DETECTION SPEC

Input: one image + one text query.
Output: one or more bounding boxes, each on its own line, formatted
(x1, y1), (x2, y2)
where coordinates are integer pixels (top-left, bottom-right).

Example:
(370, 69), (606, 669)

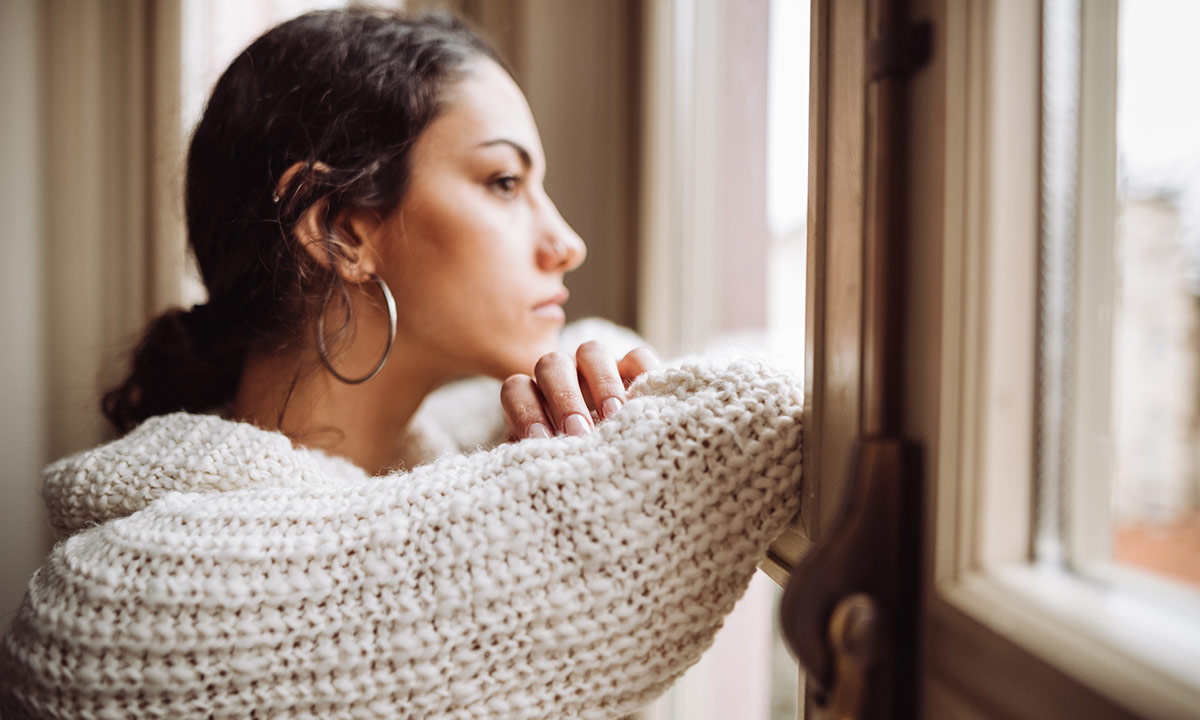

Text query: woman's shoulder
(42, 411), (367, 537)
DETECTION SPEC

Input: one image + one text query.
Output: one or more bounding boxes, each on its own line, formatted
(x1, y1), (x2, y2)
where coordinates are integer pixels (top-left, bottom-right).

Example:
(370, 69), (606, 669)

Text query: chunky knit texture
(1, 357), (803, 720)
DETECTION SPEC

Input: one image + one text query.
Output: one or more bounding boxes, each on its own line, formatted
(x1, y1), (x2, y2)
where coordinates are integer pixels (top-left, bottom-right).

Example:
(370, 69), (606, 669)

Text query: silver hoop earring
(315, 273), (397, 385)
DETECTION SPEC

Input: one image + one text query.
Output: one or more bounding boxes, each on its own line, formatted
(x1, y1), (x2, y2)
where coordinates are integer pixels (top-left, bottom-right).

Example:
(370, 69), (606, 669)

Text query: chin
(533, 327), (564, 358)
(474, 350), (536, 380)
(473, 325), (563, 379)
(509, 336), (562, 377)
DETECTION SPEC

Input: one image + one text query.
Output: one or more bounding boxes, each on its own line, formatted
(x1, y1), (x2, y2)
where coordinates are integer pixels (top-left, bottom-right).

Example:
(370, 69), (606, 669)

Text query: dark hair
(103, 9), (501, 434)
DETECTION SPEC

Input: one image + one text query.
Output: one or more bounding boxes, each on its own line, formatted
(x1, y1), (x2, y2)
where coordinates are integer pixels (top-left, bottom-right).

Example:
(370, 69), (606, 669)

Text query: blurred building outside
(1109, 0), (1200, 589)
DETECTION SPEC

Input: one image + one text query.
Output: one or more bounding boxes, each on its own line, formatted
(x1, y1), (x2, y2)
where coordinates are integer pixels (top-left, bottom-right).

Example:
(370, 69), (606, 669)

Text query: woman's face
(376, 58), (586, 381)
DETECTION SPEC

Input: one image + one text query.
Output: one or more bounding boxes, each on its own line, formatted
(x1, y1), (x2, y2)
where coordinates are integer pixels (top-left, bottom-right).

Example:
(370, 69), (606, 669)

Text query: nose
(537, 196), (586, 273)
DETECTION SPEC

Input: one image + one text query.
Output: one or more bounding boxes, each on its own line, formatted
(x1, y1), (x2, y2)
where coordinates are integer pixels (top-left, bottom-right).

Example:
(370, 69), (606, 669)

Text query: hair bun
(102, 305), (241, 434)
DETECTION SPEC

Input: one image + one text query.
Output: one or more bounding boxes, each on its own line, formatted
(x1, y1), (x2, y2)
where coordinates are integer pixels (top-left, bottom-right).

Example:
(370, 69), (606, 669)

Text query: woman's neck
(232, 346), (443, 476)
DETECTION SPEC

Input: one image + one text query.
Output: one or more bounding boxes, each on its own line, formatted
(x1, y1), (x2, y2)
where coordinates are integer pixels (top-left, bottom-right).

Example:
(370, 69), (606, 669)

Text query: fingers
(501, 374), (553, 440)
(534, 352), (593, 437)
(500, 357), (593, 441)
(575, 341), (626, 421)
(501, 344), (661, 441)
(617, 347), (660, 388)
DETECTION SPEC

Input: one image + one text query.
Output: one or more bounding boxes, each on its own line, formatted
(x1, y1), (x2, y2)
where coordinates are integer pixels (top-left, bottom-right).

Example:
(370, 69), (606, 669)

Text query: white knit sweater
(1, 357), (803, 720)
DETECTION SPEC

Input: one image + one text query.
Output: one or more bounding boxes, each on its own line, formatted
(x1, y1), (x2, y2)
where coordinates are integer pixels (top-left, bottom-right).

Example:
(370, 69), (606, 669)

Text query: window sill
(930, 563), (1200, 719)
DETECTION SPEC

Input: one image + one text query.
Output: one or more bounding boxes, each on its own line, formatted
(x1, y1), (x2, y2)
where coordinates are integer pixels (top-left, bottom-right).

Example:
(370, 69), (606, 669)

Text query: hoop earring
(315, 273), (397, 385)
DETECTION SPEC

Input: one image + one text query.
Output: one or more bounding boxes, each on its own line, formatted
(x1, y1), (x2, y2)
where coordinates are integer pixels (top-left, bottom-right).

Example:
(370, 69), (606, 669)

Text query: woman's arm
(2, 356), (802, 720)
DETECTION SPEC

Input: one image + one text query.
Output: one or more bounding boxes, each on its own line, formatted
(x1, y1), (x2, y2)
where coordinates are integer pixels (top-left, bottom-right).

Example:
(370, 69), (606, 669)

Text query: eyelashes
(488, 173), (523, 199)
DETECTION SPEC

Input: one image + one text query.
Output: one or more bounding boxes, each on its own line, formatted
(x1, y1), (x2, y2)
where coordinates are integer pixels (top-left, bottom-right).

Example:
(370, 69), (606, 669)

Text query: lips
(532, 288), (569, 320)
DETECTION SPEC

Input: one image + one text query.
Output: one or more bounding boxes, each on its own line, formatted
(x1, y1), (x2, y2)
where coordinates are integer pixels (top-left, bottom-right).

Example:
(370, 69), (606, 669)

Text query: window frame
(911, 0), (1200, 717)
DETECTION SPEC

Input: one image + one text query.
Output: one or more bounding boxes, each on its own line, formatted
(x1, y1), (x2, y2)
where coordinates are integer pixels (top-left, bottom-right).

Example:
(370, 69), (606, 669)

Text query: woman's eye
(489, 174), (522, 199)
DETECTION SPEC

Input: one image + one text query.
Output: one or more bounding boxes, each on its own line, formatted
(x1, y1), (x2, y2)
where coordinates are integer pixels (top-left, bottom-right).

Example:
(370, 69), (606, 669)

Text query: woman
(105, 8), (646, 470)
(0, 9), (804, 719)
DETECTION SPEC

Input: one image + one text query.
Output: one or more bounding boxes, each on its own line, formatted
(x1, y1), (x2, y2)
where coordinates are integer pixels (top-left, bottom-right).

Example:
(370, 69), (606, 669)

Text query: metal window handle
(779, 439), (920, 720)
(826, 594), (883, 720)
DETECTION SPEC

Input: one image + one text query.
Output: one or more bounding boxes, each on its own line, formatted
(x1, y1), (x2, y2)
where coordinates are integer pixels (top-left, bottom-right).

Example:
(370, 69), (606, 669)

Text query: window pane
(1038, 0), (1200, 592)
(1110, 0), (1200, 589)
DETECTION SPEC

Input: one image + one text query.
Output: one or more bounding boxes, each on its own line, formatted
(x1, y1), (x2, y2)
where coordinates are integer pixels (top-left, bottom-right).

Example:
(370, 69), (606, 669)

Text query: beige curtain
(41, 0), (185, 457)
(0, 0), (184, 612)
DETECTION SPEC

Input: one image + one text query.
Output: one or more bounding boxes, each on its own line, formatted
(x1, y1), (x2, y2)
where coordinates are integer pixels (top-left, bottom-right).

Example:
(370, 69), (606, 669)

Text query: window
(1105, 0), (1200, 590)
(908, 0), (1200, 716)
(636, 0), (809, 718)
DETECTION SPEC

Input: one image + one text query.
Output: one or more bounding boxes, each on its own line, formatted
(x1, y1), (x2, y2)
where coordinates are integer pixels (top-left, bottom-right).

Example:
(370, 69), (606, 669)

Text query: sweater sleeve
(1, 357), (803, 720)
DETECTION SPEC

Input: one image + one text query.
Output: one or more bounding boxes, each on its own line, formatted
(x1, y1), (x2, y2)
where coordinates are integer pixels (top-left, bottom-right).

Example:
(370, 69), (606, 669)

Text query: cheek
(389, 216), (475, 295)
(388, 199), (543, 347)
(398, 249), (512, 334)
(424, 218), (513, 284)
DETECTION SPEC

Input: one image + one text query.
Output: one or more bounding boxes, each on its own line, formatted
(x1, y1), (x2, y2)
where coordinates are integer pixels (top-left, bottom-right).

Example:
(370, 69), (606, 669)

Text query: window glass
(1037, 0), (1200, 593)
(1110, 0), (1200, 589)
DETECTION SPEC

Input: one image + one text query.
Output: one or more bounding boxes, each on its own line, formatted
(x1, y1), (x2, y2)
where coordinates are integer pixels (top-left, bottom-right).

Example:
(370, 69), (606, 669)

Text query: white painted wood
(975, 0), (1042, 569)
(1068, 0), (1119, 574)
(942, 569), (1200, 718)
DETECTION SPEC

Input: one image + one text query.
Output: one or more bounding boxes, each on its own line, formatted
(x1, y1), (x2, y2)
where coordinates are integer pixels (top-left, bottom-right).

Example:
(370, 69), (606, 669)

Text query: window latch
(779, 437), (922, 719)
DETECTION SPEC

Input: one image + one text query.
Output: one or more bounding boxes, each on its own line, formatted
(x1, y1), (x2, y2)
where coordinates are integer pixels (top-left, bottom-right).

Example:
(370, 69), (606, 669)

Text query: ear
(280, 161), (385, 283)
(294, 202), (385, 283)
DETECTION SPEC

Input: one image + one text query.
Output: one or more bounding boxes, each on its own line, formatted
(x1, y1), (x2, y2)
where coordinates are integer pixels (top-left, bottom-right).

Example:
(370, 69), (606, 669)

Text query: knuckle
(500, 374), (533, 396)
(500, 379), (539, 415)
(626, 347), (658, 366)
(534, 351), (570, 373)
(577, 340), (607, 358)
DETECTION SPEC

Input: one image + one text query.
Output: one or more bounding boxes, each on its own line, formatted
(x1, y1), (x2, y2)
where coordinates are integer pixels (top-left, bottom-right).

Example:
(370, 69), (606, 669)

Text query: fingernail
(601, 397), (622, 419)
(563, 413), (591, 436)
(526, 422), (551, 439)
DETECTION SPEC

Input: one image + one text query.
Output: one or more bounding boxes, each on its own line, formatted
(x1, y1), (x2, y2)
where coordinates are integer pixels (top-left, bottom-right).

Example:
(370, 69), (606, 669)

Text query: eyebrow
(477, 138), (533, 168)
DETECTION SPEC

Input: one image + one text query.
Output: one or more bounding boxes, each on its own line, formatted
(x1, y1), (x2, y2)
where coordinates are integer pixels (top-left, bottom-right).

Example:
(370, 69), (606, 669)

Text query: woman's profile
(0, 9), (804, 718)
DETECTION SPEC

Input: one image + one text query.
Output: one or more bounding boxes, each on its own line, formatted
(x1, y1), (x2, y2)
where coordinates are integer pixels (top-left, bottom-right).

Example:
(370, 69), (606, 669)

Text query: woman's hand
(501, 342), (659, 440)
